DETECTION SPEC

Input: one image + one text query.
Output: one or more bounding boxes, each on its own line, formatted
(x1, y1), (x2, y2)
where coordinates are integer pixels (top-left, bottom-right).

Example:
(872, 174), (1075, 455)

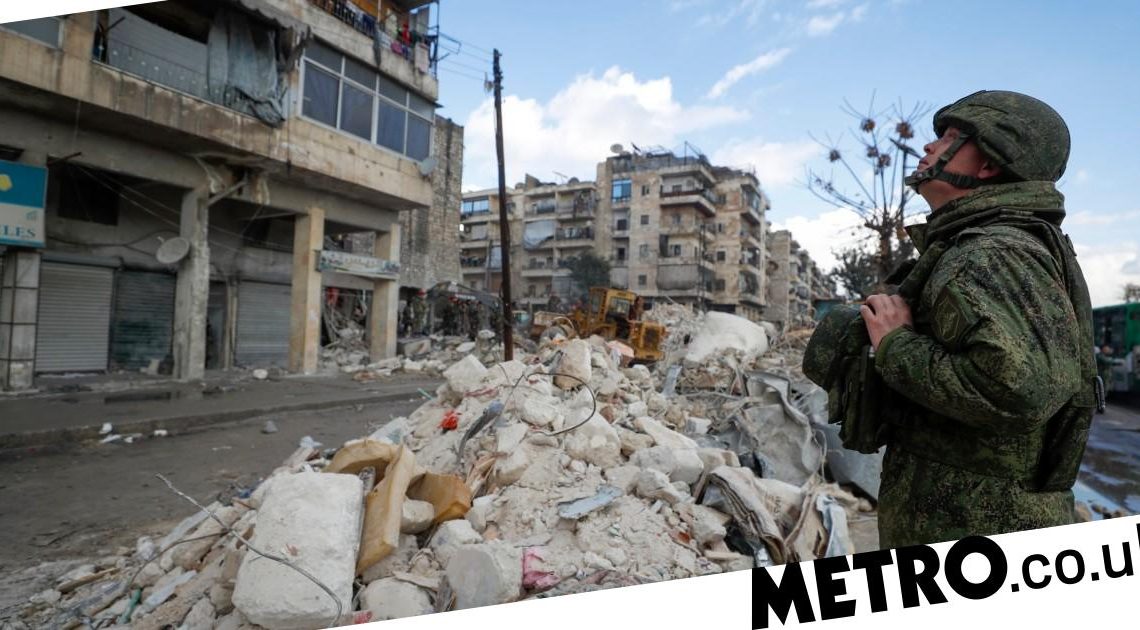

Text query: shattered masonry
(9, 306), (879, 629)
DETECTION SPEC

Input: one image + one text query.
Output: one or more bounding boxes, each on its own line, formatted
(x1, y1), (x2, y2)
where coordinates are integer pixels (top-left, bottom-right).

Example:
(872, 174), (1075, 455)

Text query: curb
(0, 388), (433, 453)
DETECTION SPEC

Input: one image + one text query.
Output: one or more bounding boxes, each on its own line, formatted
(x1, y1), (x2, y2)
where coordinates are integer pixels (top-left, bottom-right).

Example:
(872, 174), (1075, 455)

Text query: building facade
(456, 146), (842, 327)
(0, 0), (442, 391)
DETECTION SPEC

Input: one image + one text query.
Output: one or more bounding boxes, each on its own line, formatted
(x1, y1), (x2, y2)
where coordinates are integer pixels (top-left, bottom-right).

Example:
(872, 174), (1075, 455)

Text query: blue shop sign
(0, 160), (47, 248)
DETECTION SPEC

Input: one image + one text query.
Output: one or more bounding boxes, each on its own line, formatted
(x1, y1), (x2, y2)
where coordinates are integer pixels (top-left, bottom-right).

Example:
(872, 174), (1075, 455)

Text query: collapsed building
(0, 0), (452, 391)
(8, 307), (882, 629)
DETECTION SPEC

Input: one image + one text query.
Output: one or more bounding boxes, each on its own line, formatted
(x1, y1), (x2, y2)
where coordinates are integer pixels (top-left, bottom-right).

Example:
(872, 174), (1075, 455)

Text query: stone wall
(399, 117), (463, 290)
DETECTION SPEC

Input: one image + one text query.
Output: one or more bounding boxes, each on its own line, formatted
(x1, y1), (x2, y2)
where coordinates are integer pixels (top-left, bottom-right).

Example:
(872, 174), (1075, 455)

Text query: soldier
(411, 289), (428, 336)
(856, 91), (1098, 548)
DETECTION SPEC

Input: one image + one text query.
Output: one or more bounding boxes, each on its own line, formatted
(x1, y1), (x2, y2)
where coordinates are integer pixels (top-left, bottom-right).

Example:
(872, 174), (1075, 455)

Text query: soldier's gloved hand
(860, 294), (913, 351)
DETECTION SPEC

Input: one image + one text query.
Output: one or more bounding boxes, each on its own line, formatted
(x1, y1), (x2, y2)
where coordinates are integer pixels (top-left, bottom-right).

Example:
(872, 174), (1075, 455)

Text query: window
(302, 40), (434, 161)
(2, 17), (61, 47)
(641, 184), (650, 196)
(715, 279), (726, 291)
(717, 223), (724, 233)
(462, 198), (490, 215)
(638, 274), (647, 287)
(52, 165), (120, 226)
(672, 214), (681, 225)
(615, 219), (628, 231)
(616, 247), (626, 260)
(639, 244), (650, 258)
(671, 244), (682, 257)
(640, 214), (649, 226)
(612, 178), (632, 203)
(716, 250), (726, 262)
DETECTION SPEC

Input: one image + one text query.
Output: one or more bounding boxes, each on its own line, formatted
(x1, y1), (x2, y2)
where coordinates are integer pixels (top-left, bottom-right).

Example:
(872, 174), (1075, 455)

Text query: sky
(431, 0), (1140, 307)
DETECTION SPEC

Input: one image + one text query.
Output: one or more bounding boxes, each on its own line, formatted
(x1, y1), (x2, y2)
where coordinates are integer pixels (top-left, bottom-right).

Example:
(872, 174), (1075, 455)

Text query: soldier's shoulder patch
(932, 284), (979, 347)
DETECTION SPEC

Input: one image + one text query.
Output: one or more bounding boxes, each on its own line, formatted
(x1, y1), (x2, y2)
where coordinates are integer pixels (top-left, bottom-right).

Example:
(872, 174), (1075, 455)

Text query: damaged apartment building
(460, 145), (790, 323)
(0, 0), (454, 391)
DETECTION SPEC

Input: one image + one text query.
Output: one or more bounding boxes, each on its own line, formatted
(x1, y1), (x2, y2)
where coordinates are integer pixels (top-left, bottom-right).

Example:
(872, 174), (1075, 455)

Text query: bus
(1092, 302), (1140, 394)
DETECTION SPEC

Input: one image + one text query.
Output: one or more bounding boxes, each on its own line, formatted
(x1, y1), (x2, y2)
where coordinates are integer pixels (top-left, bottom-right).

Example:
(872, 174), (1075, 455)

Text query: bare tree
(1123, 283), (1140, 303)
(807, 95), (931, 288)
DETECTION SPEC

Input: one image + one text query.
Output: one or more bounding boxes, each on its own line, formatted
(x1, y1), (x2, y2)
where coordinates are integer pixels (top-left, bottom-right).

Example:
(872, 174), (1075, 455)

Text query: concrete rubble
(9, 306), (882, 629)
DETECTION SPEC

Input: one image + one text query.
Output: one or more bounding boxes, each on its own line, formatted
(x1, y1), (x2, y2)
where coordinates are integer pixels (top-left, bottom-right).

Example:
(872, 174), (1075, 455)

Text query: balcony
(660, 222), (710, 237)
(307, 0), (437, 77)
(554, 226), (594, 244)
(522, 261), (555, 277)
(612, 219), (630, 237)
(527, 200), (558, 216)
(610, 257), (629, 268)
(659, 187), (719, 217)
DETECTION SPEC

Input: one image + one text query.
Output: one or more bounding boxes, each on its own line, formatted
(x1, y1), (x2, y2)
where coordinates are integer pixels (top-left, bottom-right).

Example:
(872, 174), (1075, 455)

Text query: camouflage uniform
(872, 92), (1098, 548)
(876, 183), (1096, 547)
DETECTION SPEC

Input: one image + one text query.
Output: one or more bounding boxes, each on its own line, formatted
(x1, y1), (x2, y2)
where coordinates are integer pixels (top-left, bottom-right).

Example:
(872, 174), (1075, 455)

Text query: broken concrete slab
(630, 446), (704, 485)
(429, 520), (483, 566)
(443, 355), (489, 396)
(554, 340), (592, 390)
(563, 413), (621, 467)
(360, 578), (434, 621)
(231, 472), (362, 630)
(445, 542), (522, 610)
(634, 416), (699, 450)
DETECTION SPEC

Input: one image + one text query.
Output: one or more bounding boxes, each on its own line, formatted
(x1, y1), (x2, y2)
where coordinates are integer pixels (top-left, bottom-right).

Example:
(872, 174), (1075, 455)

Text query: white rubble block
(627, 400), (649, 418)
(634, 416), (699, 450)
(429, 519), (483, 566)
(630, 446), (704, 485)
(494, 449), (531, 486)
(182, 596), (216, 630)
(401, 500), (435, 535)
(554, 339), (592, 390)
(370, 357), (403, 371)
(232, 472), (363, 630)
(360, 578), (434, 621)
(685, 311), (769, 362)
(518, 395), (563, 428)
(466, 495), (497, 533)
(686, 417), (712, 434)
(616, 425), (655, 456)
(603, 465), (642, 494)
(635, 469), (689, 505)
(443, 355), (489, 395)
(482, 360), (527, 388)
(456, 341), (476, 354)
(677, 504), (729, 545)
(495, 423), (529, 453)
(563, 413), (621, 467)
(646, 393), (669, 414)
(697, 448), (741, 474)
(445, 542), (522, 610)
(403, 359), (425, 373)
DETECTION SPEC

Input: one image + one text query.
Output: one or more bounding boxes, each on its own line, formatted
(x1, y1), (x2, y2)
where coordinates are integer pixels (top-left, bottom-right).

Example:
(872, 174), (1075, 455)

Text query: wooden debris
(326, 439), (398, 476)
(357, 446), (417, 575)
(406, 472), (473, 525)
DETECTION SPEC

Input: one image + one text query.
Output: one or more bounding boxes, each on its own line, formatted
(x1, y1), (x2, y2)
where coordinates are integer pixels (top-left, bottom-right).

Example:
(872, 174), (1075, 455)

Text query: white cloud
(711, 137), (818, 188)
(807, 11), (845, 36)
(705, 48), (792, 99)
(807, 0), (847, 8)
(1073, 242), (1140, 307)
(850, 3), (869, 21)
(698, 0), (768, 28)
(462, 67), (748, 190)
(770, 208), (866, 273)
(1068, 209), (1140, 226)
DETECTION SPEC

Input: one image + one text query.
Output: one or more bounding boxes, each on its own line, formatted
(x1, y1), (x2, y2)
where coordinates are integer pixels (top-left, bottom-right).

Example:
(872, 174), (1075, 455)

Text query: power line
(439, 57), (489, 74)
(438, 66), (487, 83)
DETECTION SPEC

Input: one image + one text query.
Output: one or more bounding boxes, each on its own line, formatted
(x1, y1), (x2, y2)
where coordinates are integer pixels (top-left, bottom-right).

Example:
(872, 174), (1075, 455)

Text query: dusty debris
(11, 308), (879, 629)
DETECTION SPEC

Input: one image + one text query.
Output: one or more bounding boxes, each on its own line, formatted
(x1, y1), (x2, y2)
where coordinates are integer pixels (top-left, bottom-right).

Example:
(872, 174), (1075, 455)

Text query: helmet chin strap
(904, 133), (987, 192)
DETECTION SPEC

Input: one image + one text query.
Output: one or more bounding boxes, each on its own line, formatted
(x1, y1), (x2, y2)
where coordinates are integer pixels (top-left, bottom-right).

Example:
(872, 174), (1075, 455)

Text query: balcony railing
(555, 227), (594, 241)
(308, 0), (437, 76)
(660, 186), (722, 206)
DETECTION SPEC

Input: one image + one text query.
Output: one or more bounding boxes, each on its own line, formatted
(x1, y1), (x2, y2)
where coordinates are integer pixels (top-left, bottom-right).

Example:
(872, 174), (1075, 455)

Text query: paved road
(0, 396), (423, 575)
(1077, 400), (1140, 514)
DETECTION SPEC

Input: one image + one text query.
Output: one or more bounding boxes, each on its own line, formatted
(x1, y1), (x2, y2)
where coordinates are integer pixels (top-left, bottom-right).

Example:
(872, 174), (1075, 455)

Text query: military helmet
(933, 90), (1070, 183)
(905, 90), (1070, 191)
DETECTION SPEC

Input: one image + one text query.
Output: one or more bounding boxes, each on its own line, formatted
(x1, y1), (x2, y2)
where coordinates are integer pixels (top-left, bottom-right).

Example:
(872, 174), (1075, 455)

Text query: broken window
(50, 164), (120, 226)
(639, 244), (650, 258)
(717, 250), (726, 262)
(672, 244), (682, 257)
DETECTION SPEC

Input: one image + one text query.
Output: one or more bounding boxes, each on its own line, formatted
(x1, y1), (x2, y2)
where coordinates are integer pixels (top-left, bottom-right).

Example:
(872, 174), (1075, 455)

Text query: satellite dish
(610, 144), (624, 154)
(418, 156), (438, 177)
(156, 237), (191, 265)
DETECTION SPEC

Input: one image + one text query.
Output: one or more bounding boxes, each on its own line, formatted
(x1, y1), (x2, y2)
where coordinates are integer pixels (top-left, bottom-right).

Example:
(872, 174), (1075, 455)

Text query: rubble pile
(320, 331), (508, 381)
(9, 313), (877, 630)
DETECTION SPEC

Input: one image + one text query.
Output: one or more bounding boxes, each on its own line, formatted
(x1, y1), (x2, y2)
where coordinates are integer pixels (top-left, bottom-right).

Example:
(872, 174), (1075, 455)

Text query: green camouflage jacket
(875, 181), (1096, 548)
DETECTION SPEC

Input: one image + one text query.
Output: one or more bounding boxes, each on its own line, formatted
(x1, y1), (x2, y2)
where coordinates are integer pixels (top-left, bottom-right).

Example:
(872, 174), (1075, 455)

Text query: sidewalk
(0, 372), (442, 450)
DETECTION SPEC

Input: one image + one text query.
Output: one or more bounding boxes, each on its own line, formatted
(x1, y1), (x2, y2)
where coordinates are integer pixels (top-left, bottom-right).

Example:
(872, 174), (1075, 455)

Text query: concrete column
(289, 207), (324, 374)
(370, 224), (400, 362)
(0, 250), (41, 391)
(173, 188), (210, 381)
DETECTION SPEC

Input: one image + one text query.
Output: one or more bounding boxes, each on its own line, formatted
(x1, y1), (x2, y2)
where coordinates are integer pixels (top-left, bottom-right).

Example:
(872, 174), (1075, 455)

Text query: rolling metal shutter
(110, 270), (176, 371)
(36, 263), (114, 372)
(235, 281), (291, 368)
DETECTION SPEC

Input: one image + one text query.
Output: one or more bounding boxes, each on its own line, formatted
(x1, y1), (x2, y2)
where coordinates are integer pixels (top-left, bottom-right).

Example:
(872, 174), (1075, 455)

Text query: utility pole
(493, 49), (514, 360)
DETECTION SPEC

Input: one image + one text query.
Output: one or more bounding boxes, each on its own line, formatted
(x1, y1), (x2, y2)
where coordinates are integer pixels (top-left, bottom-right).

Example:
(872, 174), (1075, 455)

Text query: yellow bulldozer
(530, 287), (665, 363)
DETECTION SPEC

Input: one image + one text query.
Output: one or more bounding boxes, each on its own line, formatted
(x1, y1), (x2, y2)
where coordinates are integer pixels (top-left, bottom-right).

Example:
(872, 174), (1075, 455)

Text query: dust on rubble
(6, 306), (881, 630)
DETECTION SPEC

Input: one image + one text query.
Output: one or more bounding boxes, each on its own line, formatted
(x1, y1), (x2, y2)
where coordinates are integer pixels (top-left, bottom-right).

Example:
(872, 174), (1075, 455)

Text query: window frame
(300, 39), (435, 162)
